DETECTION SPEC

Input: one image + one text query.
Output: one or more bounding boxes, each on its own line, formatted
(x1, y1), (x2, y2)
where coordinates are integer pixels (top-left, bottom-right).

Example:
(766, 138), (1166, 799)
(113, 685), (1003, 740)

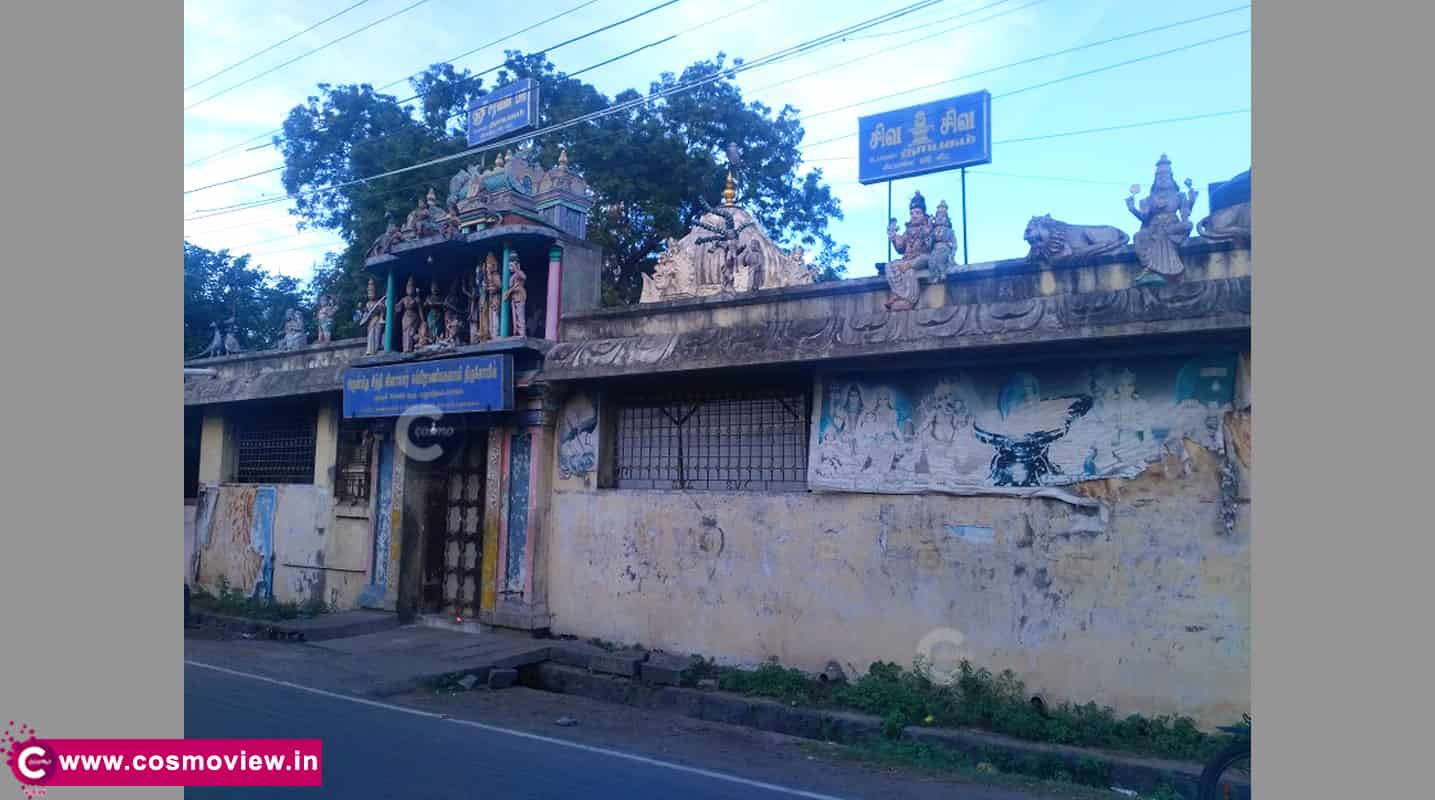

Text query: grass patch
(803, 739), (1132, 799)
(191, 579), (329, 622)
(714, 657), (1233, 762)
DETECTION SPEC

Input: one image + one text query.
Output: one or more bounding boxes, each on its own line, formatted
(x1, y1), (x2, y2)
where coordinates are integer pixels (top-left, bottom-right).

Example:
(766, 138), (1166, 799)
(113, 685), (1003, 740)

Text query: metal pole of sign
(960, 167), (969, 265)
(886, 180), (893, 263)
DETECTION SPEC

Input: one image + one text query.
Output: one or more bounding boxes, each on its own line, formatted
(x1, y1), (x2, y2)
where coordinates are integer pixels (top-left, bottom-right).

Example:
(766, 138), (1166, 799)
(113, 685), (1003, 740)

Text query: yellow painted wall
(547, 393), (1252, 729)
(198, 410), (227, 484)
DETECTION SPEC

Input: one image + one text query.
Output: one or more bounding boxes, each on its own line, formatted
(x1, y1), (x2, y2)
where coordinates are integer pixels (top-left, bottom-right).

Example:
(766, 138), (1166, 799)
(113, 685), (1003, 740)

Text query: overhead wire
(185, 0), (947, 220)
(192, 108), (1247, 256)
(799, 26), (1250, 149)
(182, 0), (768, 195)
(802, 108), (1252, 162)
(184, 0), (376, 91)
(183, 0), (673, 167)
(185, 0), (438, 111)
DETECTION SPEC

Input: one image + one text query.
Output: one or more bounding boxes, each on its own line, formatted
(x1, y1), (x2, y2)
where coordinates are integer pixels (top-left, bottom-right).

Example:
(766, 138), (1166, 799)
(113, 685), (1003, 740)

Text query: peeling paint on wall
(359, 438), (396, 608)
(549, 416), (1251, 727)
(250, 487), (276, 600)
(810, 353), (1238, 505)
(505, 431), (532, 592)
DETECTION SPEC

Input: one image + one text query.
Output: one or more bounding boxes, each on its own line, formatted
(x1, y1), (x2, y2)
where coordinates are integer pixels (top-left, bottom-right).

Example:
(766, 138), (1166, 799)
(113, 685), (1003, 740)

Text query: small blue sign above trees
(467, 79), (540, 147)
(857, 90), (991, 185)
(342, 355), (514, 418)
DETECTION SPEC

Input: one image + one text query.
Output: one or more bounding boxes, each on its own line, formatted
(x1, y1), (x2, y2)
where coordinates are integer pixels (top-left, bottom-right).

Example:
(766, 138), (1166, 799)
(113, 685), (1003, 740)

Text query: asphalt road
(185, 663), (852, 800)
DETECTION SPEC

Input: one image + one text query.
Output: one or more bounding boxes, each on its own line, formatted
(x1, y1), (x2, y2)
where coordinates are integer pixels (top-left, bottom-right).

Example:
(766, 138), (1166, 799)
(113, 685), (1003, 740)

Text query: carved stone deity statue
(441, 307), (464, 346)
(929, 199), (958, 279)
(402, 189), (449, 240)
(505, 255), (528, 338)
(463, 272), (485, 343)
(358, 279), (387, 355)
(1127, 154), (1198, 284)
(395, 276), (424, 353)
(315, 294), (337, 344)
(278, 308), (308, 350)
(884, 191), (935, 311)
(482, 253), (503, 340)
(367, 221), (402, 258)
(222, 316), (243, 355)
(423, 279), (445, 347)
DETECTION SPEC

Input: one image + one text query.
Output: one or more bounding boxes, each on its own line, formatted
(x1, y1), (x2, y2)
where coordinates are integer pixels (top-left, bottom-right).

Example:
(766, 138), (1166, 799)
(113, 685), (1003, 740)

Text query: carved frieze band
(541, 277), (1251, 380)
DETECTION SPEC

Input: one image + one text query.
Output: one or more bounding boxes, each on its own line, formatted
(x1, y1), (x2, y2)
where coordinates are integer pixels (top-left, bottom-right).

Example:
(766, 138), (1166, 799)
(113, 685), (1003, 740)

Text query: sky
(182, 0), (1251, 282)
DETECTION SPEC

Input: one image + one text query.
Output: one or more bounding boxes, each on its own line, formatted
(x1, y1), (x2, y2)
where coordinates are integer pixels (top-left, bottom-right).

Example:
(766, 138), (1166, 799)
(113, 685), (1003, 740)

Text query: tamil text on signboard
(467, 79), (539, 147)
(343, 355), (514, 419)
(857, 90), (991, 185)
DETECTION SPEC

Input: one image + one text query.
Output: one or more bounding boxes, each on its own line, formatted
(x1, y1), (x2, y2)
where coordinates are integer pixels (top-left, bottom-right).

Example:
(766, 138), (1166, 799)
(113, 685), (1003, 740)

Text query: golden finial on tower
(722, 142), (741, 205)
(558, 148), (569, 169)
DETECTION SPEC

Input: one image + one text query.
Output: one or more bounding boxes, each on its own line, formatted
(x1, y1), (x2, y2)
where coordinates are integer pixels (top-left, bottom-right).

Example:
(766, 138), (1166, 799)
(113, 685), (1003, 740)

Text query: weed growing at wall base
(191, 579), (330, 621)
(717, 657), (1228, 762)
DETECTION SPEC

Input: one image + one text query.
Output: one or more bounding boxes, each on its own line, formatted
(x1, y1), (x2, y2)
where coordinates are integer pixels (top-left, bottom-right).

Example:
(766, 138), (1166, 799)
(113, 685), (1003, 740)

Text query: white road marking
(185, 660), (848, 800)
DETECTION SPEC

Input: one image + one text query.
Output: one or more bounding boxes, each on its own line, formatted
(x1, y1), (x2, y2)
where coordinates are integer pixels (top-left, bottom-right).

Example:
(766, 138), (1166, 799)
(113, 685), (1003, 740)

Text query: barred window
(612, 387), (810, 491)
(335, 422), (374, 504)
(233, 407), (317, 485)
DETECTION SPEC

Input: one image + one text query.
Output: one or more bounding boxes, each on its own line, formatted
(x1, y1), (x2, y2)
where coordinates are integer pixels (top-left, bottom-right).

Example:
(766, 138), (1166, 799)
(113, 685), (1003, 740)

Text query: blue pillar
(499, 241), (512, 337)
(384, 269), (396, 352)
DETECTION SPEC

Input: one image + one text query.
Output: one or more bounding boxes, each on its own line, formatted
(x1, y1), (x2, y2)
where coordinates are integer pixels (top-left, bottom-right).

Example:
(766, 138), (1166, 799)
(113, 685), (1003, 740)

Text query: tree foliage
(271, 50), (847, 317)
(183, 242), (307, 357)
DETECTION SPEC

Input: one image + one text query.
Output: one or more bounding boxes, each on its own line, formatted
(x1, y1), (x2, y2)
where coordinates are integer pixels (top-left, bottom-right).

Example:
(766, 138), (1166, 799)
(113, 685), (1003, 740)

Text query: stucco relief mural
(809, 353), (1237, 503)
(558, 393), (598, 479)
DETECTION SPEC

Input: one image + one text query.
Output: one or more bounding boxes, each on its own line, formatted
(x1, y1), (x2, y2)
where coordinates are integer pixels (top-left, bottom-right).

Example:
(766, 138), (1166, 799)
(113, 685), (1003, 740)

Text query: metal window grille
(233, 411), (316, 485)
(335, 422), (373, 504)
(613, 387), (810, 491)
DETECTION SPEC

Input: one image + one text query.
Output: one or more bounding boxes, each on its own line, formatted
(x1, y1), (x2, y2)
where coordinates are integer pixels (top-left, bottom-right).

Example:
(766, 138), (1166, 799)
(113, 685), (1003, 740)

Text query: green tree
(184, 242), (307, 357)
(273, 50), (846, 312)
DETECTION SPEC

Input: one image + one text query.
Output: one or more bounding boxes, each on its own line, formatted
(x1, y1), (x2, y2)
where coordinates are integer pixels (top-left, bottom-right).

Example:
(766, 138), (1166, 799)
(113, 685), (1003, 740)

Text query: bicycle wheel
(1197, 739), (1251, 800)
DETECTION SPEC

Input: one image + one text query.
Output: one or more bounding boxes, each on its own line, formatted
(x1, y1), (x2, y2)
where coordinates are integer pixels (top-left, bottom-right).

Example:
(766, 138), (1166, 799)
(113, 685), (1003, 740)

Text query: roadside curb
(525, 660), (1246, 800)
(187, 611), (398, 643)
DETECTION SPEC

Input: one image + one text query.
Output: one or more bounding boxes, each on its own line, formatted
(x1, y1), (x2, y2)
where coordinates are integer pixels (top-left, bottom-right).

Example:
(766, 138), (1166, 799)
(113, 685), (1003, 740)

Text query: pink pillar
(545, 245), (563, 342)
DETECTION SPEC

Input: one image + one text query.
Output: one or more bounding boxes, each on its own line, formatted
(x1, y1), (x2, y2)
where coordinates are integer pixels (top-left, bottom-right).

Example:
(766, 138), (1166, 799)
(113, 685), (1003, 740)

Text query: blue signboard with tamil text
(467, 79), (539, 147)
(342, 355), (514, 419)
(857, 90), (991, 185)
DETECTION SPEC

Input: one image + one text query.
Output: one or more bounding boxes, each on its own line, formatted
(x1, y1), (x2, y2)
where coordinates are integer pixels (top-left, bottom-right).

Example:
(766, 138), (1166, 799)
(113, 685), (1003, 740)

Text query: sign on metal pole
(857, 90), (991, 185)
(467, 79), (540, 147)
(342, 354), (515, 419)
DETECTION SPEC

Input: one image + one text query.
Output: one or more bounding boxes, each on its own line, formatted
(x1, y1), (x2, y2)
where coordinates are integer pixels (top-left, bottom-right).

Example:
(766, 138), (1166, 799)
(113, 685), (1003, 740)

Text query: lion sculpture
(1024, 215), (1130, 267)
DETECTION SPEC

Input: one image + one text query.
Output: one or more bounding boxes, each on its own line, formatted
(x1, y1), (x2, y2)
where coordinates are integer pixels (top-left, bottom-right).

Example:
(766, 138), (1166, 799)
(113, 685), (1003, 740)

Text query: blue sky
(182, 0), (1251, 281)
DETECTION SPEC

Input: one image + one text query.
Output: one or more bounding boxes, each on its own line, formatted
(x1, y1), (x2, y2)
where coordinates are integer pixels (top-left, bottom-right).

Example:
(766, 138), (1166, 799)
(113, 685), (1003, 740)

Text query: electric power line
(183, 0), (673, 167)
(804, 107), (1251, 162)
(845, 0), (1024, 40)
(800, 26), (1250, 149)
(743, 0), (1046, 97)
(184, 0), (376, 91)
(799, 4), (1248, 132)
(182, 0), (771, 194)
(190, 106), (1246, 251)
(189, 0), (1242, 195)
(184, 0), (946, 220)
(185, 0), (438, 112)
(184, 15), (1245, 234)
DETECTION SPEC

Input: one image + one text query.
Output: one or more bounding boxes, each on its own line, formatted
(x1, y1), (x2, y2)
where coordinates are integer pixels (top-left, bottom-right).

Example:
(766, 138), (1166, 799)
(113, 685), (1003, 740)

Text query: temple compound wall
(541, 161), (1251, 729)
(183, 147), (1252, 729)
